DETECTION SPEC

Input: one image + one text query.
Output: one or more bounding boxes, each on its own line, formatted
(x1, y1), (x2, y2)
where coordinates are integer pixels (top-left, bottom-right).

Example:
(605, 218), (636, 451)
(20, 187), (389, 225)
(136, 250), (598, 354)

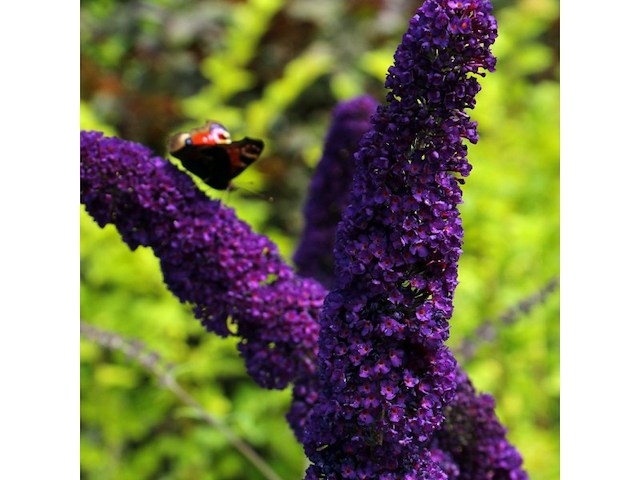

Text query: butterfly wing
(225, 137), (265, 180)
(168, 129), (265, 190)
(171, 144), (233, 190)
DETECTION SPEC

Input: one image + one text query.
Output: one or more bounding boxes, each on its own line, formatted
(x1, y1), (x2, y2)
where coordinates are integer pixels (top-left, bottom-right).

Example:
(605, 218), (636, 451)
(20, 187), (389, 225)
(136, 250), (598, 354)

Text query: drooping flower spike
(81, 131), (324, 389)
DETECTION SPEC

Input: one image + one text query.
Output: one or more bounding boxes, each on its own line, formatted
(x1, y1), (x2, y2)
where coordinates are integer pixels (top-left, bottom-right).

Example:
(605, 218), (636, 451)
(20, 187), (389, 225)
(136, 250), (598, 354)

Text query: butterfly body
(168, 121), (264, 190)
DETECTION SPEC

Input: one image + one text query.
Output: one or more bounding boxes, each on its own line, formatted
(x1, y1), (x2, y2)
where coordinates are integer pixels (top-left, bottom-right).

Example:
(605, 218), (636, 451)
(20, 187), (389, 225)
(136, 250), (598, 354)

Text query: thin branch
(456, 276), (559, 361)
(80, 321), (284, 480)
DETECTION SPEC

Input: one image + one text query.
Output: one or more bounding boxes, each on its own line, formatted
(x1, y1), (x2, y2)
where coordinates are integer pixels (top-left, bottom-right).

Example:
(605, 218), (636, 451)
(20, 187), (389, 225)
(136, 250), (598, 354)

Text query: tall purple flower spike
(301, 0), (499, 477)
(294, 95), (379, 289)
(292, 102), (527, 479)
(81, 131), (324, 389)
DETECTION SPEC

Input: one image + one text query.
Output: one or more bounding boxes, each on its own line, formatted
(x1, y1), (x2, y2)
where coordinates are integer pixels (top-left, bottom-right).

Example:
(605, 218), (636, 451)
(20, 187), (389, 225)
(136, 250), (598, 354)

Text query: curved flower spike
(81, 131), (324, 389)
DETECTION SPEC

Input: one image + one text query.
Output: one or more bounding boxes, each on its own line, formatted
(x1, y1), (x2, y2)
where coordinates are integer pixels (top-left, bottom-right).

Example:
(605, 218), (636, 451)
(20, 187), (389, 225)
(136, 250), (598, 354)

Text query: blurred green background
(80, 0), (559, 478)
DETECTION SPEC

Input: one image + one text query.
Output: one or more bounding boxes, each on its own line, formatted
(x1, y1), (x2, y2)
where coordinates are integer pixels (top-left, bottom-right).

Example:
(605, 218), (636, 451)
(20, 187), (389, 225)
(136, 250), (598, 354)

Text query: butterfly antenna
(223, 184), (235, 204)
(232, 183), (274, 203)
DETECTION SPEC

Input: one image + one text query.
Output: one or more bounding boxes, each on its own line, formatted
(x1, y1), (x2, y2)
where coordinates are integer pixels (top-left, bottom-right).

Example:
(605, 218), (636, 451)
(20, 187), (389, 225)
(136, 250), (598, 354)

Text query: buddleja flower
(294, 96), (379, 288)
(428, 369), (527, 479)
(285, 96), (376, 443)
(292, 98), (527, 480)
(81, 131), (324, 389)
(302, 0), (498, 477)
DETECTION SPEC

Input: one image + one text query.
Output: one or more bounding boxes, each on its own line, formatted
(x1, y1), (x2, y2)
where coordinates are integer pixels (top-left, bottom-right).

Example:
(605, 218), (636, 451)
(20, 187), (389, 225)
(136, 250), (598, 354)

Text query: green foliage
(450, 0), (560, 477)
(80, 208), (307, 479)
(81, 0), (559, 478)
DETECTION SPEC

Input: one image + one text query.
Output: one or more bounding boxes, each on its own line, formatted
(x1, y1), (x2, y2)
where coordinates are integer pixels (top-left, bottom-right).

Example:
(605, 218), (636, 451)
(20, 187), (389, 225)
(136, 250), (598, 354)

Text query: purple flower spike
(294, 96), (378, 288)
(302, 0), (498, 477)
(429, 368), (528, 479)
(80, 131), (325, 389)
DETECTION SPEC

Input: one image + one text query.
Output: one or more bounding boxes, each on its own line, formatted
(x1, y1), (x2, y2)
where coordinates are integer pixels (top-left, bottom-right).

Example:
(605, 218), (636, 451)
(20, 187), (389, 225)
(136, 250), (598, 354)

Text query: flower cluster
(291, 89), (525, 480)
(294, 95), (379, 288)
(301, 0), (498, 477)
(81, 131), (324, 389)
(428, 368), (527, 479)
(288, 99), (527, 479)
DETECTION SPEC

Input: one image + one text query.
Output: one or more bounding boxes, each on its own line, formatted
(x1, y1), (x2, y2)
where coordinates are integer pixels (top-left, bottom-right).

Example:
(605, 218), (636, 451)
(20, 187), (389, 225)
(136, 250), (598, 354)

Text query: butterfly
(168, 120), (264, 190)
